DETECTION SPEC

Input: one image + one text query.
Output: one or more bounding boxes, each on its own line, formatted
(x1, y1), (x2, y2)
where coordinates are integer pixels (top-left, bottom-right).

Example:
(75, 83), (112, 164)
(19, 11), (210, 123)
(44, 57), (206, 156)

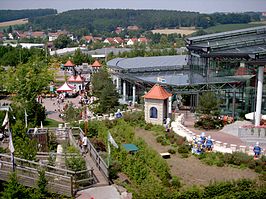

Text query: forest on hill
(28, 9), (261, 33)
(0, 9), (57, 22)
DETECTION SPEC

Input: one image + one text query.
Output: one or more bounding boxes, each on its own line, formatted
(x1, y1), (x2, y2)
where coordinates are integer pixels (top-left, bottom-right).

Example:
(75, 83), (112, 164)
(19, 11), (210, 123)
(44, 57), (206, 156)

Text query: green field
(43, 118), (61, 127)
(204, 23), (266, 33)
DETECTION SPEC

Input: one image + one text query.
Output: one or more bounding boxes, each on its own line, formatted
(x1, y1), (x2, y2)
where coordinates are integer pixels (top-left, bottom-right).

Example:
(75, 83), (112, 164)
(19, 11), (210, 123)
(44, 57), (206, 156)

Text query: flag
(108, 132), (118, 149)
(2, 111), (9, 129)
(25, 109), (28, 128)
(9, 130), (15, 153)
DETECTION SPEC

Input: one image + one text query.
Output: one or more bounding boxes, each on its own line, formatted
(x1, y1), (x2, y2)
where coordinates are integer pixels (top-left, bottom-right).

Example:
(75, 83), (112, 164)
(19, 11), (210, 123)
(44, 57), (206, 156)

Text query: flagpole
(107, 141), (110, 168)
(25, 109), (28, 128)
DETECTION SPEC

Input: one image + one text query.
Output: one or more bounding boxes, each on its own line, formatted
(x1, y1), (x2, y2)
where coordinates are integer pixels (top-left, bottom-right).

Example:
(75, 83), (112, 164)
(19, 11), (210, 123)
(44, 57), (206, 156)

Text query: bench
(160, 152), (171, 159)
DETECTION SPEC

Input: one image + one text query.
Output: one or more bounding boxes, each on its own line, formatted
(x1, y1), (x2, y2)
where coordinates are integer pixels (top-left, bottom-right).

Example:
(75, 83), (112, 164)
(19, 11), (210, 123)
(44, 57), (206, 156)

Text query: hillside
(28, 9), (261, 33)
(0, 9), (57, 23)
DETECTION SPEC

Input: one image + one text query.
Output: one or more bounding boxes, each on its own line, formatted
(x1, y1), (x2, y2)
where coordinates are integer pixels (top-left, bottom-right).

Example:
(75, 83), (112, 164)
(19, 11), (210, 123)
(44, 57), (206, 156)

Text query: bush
(109, 161), (122, 180)
(168, 148), (176, 154)
(231, 152), (252, 166)
(156, 135), (170, 146)
(178, 144), (191, 154)
(171, 176), (182, 189)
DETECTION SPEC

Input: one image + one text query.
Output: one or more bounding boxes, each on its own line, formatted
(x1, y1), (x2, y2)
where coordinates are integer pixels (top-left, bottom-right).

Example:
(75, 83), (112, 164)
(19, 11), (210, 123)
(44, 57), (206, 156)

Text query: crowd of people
(191, 132), (214, 155)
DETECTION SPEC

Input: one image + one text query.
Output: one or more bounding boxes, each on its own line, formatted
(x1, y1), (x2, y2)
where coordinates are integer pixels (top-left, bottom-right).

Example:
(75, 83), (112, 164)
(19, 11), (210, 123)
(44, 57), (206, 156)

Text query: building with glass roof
(107, 26), (266, 121)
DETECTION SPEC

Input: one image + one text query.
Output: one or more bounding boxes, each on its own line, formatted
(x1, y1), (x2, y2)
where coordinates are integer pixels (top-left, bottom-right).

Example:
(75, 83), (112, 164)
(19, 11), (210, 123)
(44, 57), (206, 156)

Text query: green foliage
(0, 9), (57, 22)
(197, 92), (220, 116)
(62, 102), (82, 123)
(37, 170), (48, 197)
(0, 46), (46, 67)
(177, 144), (191, 154)
(1, 172), (31, 199)
(91, 69), (119, 113)
(198, 152), (266, 173)
(122, 111), (145, 127)
(10, 119), (37, 160)
(65, 146), (86, 172)
(28, 9), (260, 33)
(73, 48), (92, 65)
(168, 148), (176, 154)
(53, 35), (72, 49)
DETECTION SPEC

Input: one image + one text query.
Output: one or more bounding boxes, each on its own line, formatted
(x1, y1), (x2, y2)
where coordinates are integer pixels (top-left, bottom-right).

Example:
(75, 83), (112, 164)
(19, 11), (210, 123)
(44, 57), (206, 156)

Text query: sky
(0, 0), (266, 13)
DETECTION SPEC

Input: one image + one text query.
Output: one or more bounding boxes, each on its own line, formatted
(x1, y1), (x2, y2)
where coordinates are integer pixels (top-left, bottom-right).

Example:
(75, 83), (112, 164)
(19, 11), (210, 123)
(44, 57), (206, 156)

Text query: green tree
(53, 35), (72, 49)
(3, 59), (53, 127)
(37, 170), (48, 197)
(197, 92), (220, 116)
(1, 172), (31, 199)
(91, 69), (119, 113)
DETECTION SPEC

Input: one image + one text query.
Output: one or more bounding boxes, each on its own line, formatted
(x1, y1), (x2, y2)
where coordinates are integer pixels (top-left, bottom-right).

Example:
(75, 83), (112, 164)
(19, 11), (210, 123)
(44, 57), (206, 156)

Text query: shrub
(231, 152), (252, 166)
(156, 135), (170, 146)
(247, 159), (256, 169)
(255, 165), (263, 173)
(178, 144), (191, 154)
(144, 123), (153, 130)
(109, 161), (122, 180)
(168, 148), (176, 154)
(171, 176), (182, 189)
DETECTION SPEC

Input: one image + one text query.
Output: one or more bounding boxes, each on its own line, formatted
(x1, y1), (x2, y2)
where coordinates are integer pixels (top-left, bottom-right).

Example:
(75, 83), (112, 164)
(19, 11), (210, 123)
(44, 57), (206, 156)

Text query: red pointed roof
(64, 60), (75, 67)
(143, 84), (172, 100)
(92, 60), (102, 67)
(67, 75), (84, 82)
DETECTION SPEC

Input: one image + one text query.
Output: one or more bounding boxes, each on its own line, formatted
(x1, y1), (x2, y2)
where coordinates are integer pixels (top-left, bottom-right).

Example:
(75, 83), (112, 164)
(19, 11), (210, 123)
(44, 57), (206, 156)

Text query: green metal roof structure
(122, 144), (139, 153)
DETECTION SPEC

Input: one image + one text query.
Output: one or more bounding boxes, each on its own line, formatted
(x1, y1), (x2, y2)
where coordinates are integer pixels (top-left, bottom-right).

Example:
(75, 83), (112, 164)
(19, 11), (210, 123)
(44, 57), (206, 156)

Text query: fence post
(70, 176), (74, 197)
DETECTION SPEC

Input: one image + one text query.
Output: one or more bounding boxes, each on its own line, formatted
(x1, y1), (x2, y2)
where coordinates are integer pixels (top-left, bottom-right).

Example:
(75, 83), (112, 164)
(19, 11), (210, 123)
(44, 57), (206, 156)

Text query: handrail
(72, 127), (109, 181)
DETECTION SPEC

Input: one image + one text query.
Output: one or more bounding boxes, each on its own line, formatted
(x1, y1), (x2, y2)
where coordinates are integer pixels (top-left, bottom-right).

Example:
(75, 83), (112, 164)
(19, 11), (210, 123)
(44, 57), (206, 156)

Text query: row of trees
(28, 9), (261, 33)
(0, 46), (47, 66)
(0, 9), (57, 22)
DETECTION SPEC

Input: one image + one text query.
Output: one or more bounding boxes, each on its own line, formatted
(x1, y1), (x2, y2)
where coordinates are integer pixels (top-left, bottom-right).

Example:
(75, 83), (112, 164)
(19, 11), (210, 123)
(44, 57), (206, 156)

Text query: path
(135, 128), (258, 187)
(43, 96), (81, 122)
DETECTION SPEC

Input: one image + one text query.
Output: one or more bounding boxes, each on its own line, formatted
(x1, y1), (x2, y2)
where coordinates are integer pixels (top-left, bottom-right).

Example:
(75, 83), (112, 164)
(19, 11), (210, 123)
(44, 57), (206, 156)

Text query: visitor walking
(82, 133), (88, 155)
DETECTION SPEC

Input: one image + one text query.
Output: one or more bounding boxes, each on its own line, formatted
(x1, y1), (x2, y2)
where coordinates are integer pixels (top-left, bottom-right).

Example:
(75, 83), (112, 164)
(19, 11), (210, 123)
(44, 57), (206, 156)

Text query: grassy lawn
(204, 23), (265, 33)
(43, 118), (61, 127)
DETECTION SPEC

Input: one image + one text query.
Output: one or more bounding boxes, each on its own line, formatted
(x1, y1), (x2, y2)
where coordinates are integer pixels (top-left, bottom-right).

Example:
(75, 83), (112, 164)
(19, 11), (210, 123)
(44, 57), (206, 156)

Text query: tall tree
(53, 35), (72, 49)
(91, 69), (119, 113)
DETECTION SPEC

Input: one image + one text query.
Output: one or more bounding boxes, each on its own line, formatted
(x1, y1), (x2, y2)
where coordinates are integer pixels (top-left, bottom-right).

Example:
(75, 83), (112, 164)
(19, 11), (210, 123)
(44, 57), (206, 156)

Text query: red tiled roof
(114, 37), (123, 43)
(31, 31), (45, 37)
(67, 75), (84, 82)
(64, 60), (75, 67)
(92, 60), (102, 67)
(84, 35), (94, 42)
(143, 84), (172, 100)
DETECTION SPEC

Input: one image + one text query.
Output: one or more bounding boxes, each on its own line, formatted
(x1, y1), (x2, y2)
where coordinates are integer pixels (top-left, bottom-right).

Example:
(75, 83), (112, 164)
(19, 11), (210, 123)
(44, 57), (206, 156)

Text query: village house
(103, 37), (116, 45)
(126, 38), (138, 45)
(127, 25), (140, 31)
(83, 35), (94, 44)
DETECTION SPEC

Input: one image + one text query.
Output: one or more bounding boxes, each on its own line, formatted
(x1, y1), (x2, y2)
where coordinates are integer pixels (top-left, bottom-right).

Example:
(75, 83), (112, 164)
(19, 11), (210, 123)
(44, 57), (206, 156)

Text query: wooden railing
(0, 153), (94, 197)
(71, 127), (109, 181)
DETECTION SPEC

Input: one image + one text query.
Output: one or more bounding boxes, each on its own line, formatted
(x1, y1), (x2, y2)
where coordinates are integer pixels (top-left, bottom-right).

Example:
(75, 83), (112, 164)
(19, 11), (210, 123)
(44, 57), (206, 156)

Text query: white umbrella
(245, 112), (256, 120)
(40, 121), (43, 129)
(245, 112), (265, 120)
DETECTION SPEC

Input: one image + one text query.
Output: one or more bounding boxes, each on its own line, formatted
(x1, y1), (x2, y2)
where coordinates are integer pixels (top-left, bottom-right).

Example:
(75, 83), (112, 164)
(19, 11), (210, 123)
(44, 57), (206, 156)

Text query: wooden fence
(71, 127), (109, 181)
(0, 153), (94, 197)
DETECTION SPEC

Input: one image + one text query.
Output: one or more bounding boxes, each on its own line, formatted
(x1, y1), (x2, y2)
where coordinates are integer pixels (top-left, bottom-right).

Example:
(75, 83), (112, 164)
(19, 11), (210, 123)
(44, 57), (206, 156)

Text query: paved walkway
(43, 96), (81, 122)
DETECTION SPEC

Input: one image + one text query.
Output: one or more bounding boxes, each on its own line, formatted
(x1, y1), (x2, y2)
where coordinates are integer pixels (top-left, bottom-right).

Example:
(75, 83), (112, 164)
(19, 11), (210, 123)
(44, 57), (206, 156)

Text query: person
(82, 134), (89, 155)
(200, 132), (206, 148)
(115, 109), (123, 119)
(253, 142), (262, 159)
(205, 135), (213, 152)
